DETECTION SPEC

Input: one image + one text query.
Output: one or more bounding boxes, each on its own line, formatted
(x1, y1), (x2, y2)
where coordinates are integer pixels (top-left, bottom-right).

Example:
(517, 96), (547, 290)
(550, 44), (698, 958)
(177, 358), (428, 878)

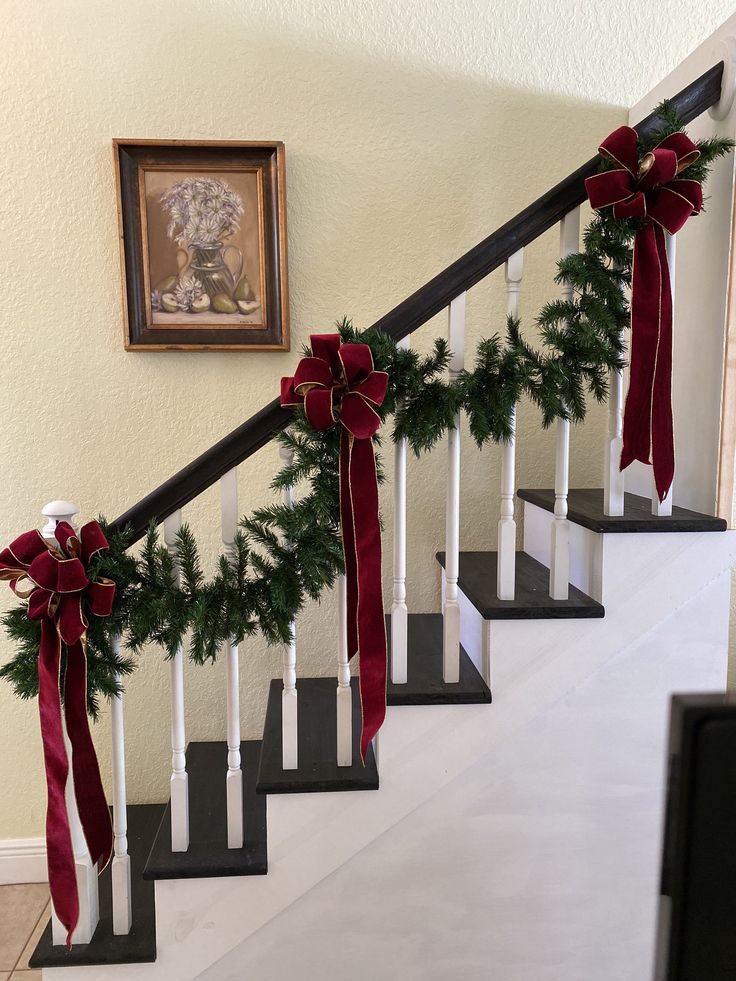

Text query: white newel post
(652, 232), (676, 517)
(220, 469), (244, 849)
(336, 574), (352, 766)
(549, 208), (580, 601)
(443, 293), (465, 684)
(43, 502), (100, 947)
(391, 335), (410, 684)
(110, 633), (132, 935)
(163, 510), (189, 853)
(498, 250), (524, 600)
(279, 442), (298, 770)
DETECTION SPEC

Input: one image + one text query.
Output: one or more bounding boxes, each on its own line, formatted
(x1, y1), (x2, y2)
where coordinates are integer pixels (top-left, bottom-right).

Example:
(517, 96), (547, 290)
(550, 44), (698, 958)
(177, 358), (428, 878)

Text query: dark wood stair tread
(144, 741), (267, 880)
(30, 803), (163, 968)
(257, 677), (379, 794)
(518, 488), (727, 533)
(436, 550), (604, 620)
(386, 613), (491, 705)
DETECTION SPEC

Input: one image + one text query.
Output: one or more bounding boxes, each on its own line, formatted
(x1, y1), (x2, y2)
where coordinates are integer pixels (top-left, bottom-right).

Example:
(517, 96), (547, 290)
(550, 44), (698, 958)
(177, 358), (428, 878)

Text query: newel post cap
(41, 500), (80, 540)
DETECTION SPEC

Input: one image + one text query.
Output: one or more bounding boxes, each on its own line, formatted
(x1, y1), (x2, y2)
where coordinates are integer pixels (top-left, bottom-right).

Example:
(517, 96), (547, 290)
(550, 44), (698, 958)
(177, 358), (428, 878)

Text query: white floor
(196, 578), (726, 981)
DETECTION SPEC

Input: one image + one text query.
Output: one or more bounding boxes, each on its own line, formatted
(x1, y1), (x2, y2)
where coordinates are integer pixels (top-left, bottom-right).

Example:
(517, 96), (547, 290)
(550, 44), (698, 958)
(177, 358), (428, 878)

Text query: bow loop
(28, 550), (88, 596)
(79, 521), (110, 565)
(304, 386), (338, 431)
(656, 131), (700, 172)
(637, 147), (679, 190)
(0, 530), (49, 581)
(310, 333), (343, 375)
(614, 191), (647, 221)
(339, 343), (375, 386)
(598, 125), (639, 175)
(293, 357), (334, 395)
(54, 522), (80, 559)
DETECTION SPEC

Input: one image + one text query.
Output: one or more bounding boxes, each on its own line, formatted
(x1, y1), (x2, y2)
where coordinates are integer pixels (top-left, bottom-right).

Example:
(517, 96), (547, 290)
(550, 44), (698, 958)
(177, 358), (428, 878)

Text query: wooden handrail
(112, 61), (724, 542)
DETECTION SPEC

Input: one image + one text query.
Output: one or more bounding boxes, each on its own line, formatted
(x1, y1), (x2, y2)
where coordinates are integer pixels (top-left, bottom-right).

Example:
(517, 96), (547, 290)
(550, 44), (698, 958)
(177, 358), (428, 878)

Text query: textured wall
(0, 0), (731, 838)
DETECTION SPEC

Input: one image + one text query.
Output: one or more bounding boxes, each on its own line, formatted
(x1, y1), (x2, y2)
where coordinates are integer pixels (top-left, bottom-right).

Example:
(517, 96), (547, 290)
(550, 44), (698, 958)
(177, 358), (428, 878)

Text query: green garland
(1, 104), (732, 711)
(461, 104), (733, 447)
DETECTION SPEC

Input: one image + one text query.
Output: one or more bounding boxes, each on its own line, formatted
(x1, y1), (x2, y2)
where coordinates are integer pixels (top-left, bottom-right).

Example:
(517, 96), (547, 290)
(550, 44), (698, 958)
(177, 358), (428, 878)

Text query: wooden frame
(113, 139), (289, 351)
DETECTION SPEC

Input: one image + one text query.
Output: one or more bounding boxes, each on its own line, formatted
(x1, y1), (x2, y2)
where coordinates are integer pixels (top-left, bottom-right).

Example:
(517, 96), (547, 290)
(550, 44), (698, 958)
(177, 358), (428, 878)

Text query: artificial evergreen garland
(1, 104), (731, 710)
(463, 104), (733, 448)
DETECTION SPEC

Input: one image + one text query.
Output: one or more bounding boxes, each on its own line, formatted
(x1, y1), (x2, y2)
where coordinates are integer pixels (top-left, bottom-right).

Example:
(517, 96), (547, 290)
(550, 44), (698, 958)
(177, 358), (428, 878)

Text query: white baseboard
(0, 838), (47, 884)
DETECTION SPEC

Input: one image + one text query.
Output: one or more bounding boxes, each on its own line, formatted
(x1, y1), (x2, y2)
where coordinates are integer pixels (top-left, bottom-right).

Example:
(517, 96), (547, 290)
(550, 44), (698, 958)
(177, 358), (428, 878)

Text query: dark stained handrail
(112, 62), (725, 542)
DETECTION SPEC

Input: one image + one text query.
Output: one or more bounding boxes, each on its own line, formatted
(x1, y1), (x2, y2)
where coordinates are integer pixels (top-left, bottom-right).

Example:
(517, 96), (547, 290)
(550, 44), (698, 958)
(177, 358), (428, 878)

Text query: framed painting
(113, 139), (289, 351)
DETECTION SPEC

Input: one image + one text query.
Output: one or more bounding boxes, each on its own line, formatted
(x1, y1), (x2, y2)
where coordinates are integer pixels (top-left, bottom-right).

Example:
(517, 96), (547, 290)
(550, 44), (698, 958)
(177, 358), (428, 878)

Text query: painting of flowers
(114, 141), (289, 350)
(145, 171), (263, 325)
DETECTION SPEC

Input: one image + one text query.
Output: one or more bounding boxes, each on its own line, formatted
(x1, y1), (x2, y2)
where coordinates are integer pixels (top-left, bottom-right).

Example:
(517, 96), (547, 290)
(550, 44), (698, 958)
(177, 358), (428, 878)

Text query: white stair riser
(523, 500), (603, 600)
(523, 500), (736, 608)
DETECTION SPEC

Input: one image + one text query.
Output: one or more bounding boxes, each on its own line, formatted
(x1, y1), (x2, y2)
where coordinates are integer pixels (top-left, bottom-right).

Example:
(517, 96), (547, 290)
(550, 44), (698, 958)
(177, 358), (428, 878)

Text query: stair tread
(436, 550), (604, 620)
(143, 740), (267, 880)
(386, 613), (491, 705)
(518, 488), (727, 533)
(30, 803), (162, 968)
(257, 677), (379, 794)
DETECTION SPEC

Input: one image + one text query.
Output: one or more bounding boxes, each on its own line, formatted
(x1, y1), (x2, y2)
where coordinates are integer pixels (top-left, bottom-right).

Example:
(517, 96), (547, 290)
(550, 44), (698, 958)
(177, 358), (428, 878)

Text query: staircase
(29, 56), (736, 981)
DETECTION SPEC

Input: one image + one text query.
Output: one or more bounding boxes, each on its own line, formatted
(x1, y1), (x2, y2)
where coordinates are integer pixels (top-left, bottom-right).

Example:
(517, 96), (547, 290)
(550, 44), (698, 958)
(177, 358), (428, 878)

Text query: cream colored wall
(0, 0), (731, 839)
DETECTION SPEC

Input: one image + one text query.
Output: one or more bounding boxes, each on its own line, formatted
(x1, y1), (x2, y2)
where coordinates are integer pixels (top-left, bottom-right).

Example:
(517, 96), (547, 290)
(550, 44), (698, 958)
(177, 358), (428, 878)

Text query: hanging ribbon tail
(347, 436), (387, 763)
(620, 224), (675, 501)
(37, 621), (78, 948)
(64, 641), (113, 874)
(340, 431), (359, 660)
(650, 225), (675, 501)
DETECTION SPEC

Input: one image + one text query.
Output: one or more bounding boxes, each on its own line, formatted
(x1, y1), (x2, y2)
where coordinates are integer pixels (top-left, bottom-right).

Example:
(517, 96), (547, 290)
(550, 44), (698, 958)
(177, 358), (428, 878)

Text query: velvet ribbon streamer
(281, 333), (389, 761)
(585, 126), (702, 501)
(0, 522), (115, 946)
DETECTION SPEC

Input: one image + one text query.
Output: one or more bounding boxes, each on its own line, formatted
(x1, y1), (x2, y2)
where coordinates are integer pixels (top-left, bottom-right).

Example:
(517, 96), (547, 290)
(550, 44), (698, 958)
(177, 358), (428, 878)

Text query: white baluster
(549, 208), (580, 601)
(279, 442), (298, 770)
(652, 232), (676, 516)
(110, 634), (132, 936)
(220, 469), (243, 849)
(444, 293), (465, 683)
(603, 365), (625, 516)
(45, 501), (101, 947)
(336, 574), (352, 766)
(498, 250), (523, 600)
(163, 510), (189, 853)
(391, 335), (410, 684)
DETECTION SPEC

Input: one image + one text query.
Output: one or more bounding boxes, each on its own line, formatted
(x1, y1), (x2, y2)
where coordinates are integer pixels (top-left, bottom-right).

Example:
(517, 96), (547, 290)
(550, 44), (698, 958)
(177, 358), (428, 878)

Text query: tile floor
(0, 883), (49, 980)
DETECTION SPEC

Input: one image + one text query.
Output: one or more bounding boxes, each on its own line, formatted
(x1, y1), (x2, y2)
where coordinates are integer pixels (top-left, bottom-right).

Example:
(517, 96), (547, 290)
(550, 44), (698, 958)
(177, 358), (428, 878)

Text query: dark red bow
(281, 334), (389, 761)
(0, 521), (115, 946)
(585, 126), (702, 501)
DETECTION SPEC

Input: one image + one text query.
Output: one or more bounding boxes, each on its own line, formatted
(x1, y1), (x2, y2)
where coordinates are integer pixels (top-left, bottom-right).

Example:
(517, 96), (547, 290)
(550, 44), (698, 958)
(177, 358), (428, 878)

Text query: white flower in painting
(151, 289), (163, 312)
(174, 275), (205, 312)
(161, 176), (244, 248)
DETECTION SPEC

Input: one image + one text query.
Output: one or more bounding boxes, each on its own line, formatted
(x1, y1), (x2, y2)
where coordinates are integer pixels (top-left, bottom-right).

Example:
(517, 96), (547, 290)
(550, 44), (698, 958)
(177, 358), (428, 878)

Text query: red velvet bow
(282, 334), (389, 761)
(0, 521), (115, 946)
(585, 126), (702, 500)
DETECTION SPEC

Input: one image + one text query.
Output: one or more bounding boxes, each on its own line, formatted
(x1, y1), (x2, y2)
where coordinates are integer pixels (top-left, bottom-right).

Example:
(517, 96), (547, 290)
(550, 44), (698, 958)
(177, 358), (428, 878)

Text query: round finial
(710, 37), (736, 121)
(41, 501), (79, 541)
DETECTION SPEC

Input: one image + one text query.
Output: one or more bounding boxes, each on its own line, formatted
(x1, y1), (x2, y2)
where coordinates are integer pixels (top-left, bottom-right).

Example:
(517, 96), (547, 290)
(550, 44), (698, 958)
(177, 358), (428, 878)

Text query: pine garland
(462, 102), (734, 446)
(1, 104), (732, 710)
